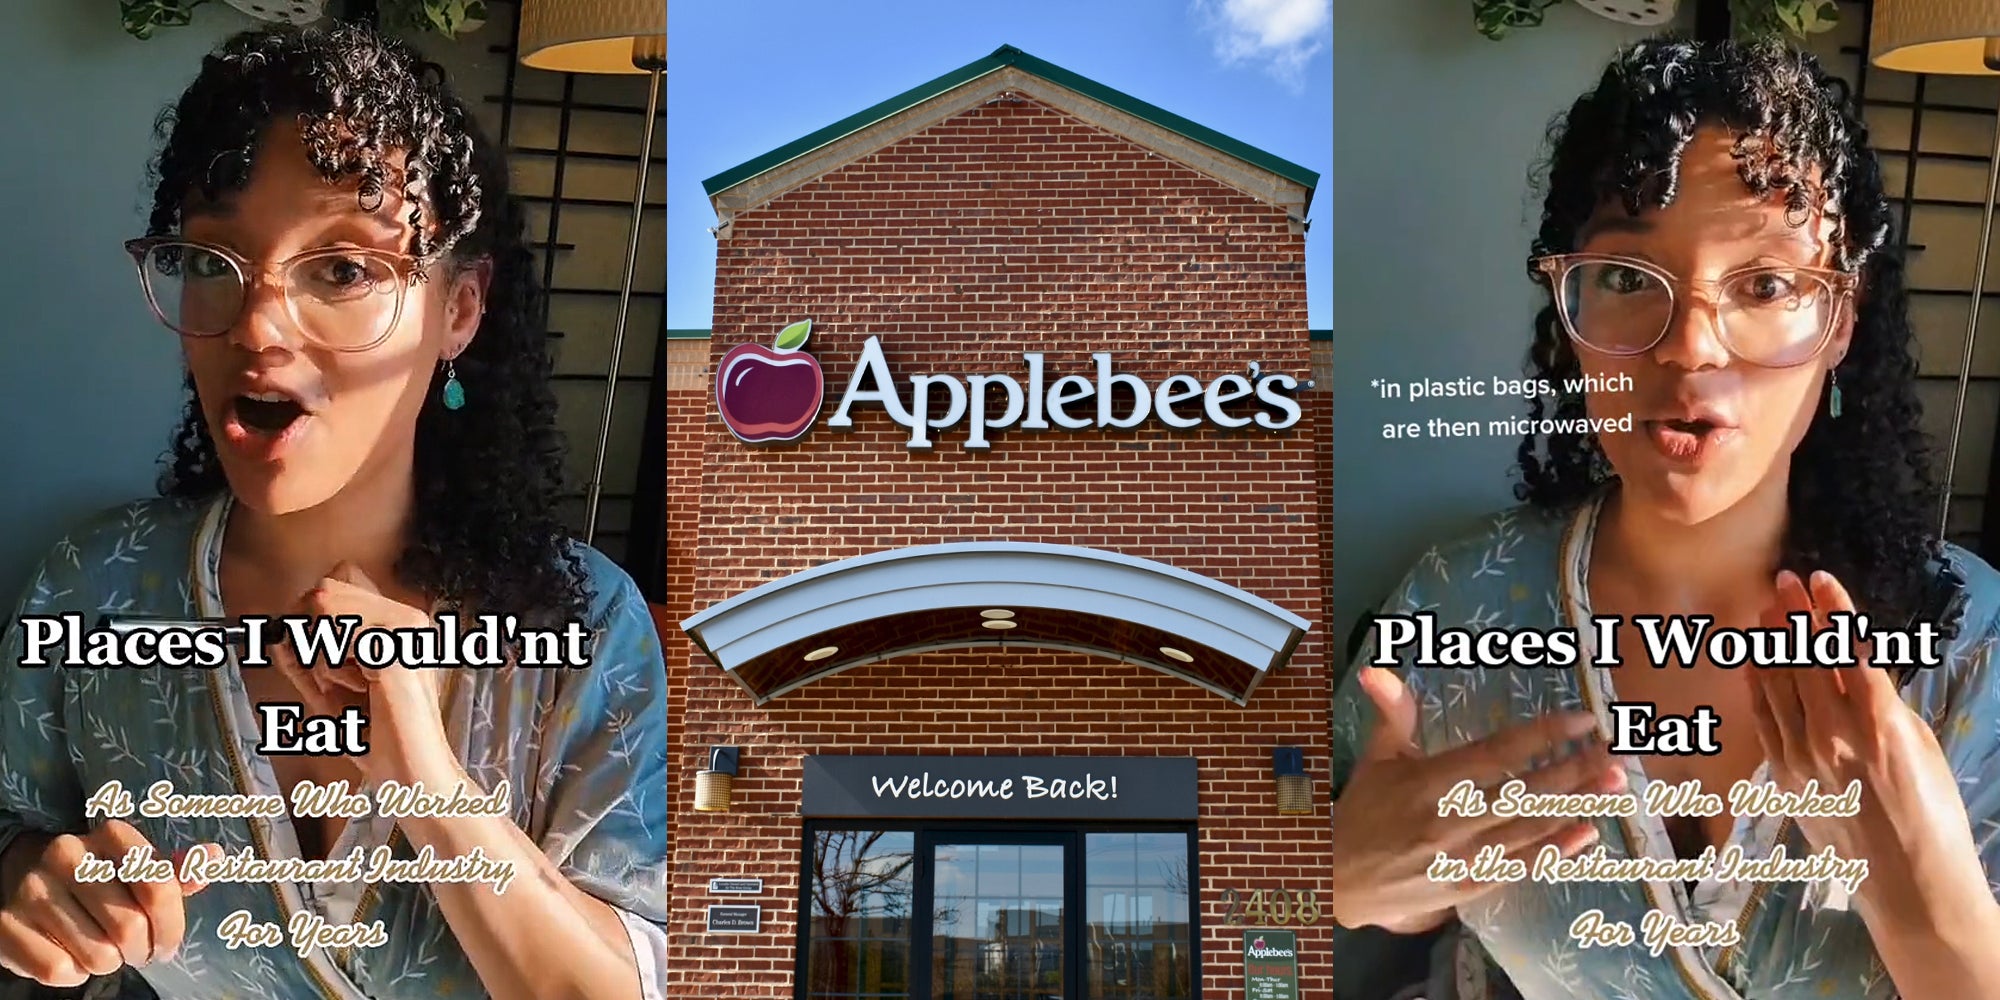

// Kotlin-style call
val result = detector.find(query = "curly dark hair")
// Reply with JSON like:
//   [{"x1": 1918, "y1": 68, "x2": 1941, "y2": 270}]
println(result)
[
  {"x1": 1513, "y1": 34, "x2": 1942, "y2": 634},
  {"x1": 144, "y1": 23, "x2": 591, "y2": 626}
]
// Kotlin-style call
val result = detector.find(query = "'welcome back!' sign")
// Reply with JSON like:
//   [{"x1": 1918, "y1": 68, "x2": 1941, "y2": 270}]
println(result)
[{"x1": 801, "y1": 755, "x2": 1199, "y2": 821}]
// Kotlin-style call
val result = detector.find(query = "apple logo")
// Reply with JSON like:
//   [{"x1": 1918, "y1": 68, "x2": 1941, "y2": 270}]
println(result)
[
  {"x1": 1253, "y1": 937, "x2": 1266, "y2": 951},
  {"x1": 717, "y1": 319, "x2": 824, "y2": 443}
]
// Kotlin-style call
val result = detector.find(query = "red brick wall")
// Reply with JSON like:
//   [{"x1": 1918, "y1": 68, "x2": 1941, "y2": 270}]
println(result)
[
  {"x1": 664, "y1": 337, "x2": 706, "y2": 863},
  {"x1": 667, "y1": 94, "x2": 1328, "y2": 999},
  {"x1": 1314, "y1": 340, "x2": 1332, "y2": 671}
]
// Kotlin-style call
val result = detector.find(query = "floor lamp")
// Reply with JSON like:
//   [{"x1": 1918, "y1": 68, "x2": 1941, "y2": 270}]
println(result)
[
  {"x1": 517, "y1": 0, "x2": 666, "y2": 544},
  {"x1": 1870, "y1": 1, "x2": 2000, "y2": 539}
]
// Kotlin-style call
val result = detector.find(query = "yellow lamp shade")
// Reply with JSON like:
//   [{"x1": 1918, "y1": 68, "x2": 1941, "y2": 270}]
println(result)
[
  {"x1": 694, "y1": 770, "x2": 733, "y2": 812},
  {"x1": 519, "y1": 0, "x2": 666, "y2": 74},
  {"x1": 1274, "y1": 773, "x2": 1312, "y2": 815},
  {"x1": 1870, "y1": 0, "x2": 2000, "y2": 75}
]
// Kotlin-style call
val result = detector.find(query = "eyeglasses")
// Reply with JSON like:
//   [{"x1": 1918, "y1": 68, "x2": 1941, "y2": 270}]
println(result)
[
  {"x1": 124, "y1": 237, "x2": 425, "y2": 352},
  {"x1": 1530, "y1": 253, "x2": 1858, "y2": 368}
]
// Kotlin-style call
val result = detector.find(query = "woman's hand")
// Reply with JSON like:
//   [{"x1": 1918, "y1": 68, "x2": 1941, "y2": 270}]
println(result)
[
  {"x1": 1330, "y1": 668, "x2": 1624, "y2": 933},
  {"x1": 0, "y1": 823, "x2": 213, "y2": 987},
  {"x1": 266, "y1": 565, "x2": 649, "y2": 1000},
  {"x1": 1749, "y1": 570, "x2": 1991, "y2": 928},
  {"x1": 272, "y1": 562, "x2": 451, "y2": 786}
]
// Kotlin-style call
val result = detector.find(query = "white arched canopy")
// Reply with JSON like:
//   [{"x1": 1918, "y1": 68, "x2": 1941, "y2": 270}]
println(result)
[{"x1": 680, "y1": 542, "x2": 1312, "y2": 705}]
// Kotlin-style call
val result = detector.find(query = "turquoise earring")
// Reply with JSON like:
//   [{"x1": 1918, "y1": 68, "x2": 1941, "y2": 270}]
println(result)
[
  {"x1": 1828, "y1": 368, "x2": 1842, "y2": 419},
  {"x1": 442, "y1": 360, "x2": 465, "y2": 411}
]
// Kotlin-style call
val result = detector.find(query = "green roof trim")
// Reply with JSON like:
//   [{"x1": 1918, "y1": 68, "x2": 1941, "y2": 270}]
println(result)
[
  {"x1": 701, "y1": 44, "x2": 1320, "y2": 200},
  {"x1": 1310, "y1": 329, "x2": 1330, "y2": 342}
]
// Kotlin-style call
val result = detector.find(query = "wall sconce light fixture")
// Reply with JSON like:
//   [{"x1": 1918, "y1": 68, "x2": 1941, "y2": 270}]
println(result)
[
  {"x1": 695, "y1": 746, "x2": 740, "y2": 813},
  {"x1": 1273, "y1": 746, "x2": 1311, "y2": 815}
]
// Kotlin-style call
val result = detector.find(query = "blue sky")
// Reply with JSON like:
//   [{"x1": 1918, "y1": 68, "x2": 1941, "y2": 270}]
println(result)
[{"x1": 665, "y1": 0, "x2": 1331, "y2": 330}]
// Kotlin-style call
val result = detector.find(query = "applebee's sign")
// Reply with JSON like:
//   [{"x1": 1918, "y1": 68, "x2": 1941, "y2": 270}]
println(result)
[{"x1": 715, "y1": 319, "x2": 1311, "y2": 450}]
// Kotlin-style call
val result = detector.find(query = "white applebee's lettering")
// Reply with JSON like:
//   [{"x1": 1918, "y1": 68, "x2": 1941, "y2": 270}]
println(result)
[{"x1": 826, "y1": 335, "x2": 1306, "y2": 449}]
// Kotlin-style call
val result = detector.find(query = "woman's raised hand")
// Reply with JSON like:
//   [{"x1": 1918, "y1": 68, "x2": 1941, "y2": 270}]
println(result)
[
  {"x1": 269, "y1": 561, "x2": 452, "y2": 787},
  {"x1": 1329, "y1": 668, "x2": 1624, "y2": 933},
  {"x1": 1749, "y1": 570, "x2": 1990, "y2": 924}
]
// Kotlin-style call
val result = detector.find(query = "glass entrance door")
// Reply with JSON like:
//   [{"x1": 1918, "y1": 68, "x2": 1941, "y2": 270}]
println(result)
[
  {"x1": 803, "y1": 825, "x2": 1197, "y2": 1000},
  {"x1": 924, "y1": 835, "x2": 1073, "y2": 1000}
]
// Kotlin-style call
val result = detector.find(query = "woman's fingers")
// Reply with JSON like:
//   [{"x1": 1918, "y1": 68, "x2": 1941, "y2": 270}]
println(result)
[
  {"x1": 1449, "y1": 820, "x2": 1601, "y2": 895},
  {"x1": 1766, "y1": 665, "x2": 1813, "y2": 772},
  {"x1": 1775, "y1": 569, "x2": 1814, "y2": 619},
  {"x1": 1793, "y1": 661, "x2": 1850, "y2": 735},
  {"x1": 41, "y1": 888, "x2": 124, "y2": 977},
  {"x1": 1502, "y1": 739, "x2": 1622, "y2": 799},
  {"x1": 1470, "y1": 811, "x2": 1607, "y2": 860},
  {"x1": 1431, "y1": 710, "x2": 1601, "y2": 791},
  {"x1": 86, "y1": 821, "x2": 181, "y2": 965},
  {"x1": 1809, "y1": 571, "x2": 1904, "y2": 718},
  {"x1": 1420, "y1": 734, "x2": 1626, "y2": 858},
  {"x1": 1763, "y1": 570, "x2": 1845, "y2": 776},
  {"x1": 0, "y1": 910, "x2": 87, "y2": 987},
  {"x1": 1778, "y1": 570, "x2": 1895, "y2": 772},
  {"x1": 268, "y1": 633, "x2": 364, "y2": 711},
  {"x1": 1356, "y1": 668, "x2": 1421, "y2": 761},
  {"x1": 1337, "y1": 712, "x2": 1619, "y2": 925},
  {"x1": 1807, "y1": 570, "x2": 1853, "y2": 615},
  {"x1": 1747, "y1": 666, "x2": 1787, "y2": 772}
]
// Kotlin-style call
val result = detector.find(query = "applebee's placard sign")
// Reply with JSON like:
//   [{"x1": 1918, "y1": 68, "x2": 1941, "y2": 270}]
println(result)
[{"x1": 716, "y1": 319, "x2": 1312, "y2": 450}]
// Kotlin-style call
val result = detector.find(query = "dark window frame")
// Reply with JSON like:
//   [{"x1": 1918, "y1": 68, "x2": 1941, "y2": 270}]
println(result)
[{"x1": 796, "y1": 819, "x2": 1204, "y2": 1000}]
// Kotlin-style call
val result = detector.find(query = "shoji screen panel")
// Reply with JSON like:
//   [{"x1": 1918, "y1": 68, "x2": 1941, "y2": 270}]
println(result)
[
  {"x1": 419, "y1": 2, "x2": 666, "y2": 569},
  {"x1": 1805, "y1": 2, "x2": 2000, "y2": 554}
]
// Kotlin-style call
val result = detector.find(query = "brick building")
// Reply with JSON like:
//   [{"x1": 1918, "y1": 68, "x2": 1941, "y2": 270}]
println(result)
[{"x1": 661, "y1": 46, "x2": 1333, "y2": 999}]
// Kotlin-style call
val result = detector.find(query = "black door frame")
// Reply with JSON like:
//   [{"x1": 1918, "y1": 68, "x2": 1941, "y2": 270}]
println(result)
[
  {"x1": 796, "y1": 819, "x2": 1204, "y2": 1000},
  {"x1": 916, "y1": 829, "x2": 1079, "y2": 1000}
]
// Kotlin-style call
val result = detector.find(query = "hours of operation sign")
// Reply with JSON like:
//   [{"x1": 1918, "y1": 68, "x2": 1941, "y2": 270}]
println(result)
[{"x1": 1243, "y1": 929, "x2": 1299, "y2": 1000}]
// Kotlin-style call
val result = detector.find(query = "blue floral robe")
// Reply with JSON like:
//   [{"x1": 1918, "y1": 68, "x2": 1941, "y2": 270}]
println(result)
[
  {"x1": 0, "y1": 495, "x2": 668, "y2": 1000},
  {"x1": 1332, "y1": 493, "x2": 2000, "y2": 1000}
]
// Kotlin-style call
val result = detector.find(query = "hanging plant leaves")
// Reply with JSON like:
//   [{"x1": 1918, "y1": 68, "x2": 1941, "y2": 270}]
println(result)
[
  {"x1": 120, "y1": 0, "x2": 210, "y2": 40},
  {"x1": 1732, "y1": 0, "x2": 1838, "y2": 39},
  {"x1": 1729, "y1": 0, "x2": 1778, "y2": 39},
  {"x1": 1774, "y1": 0, "x2": 1840, "y2": 36},
  {"x1": 122, "y1": 0, "x2": 483, "y2": 40},
  {"x1": 390, "y1": 0, "x2": 488, "y2": 37},
  {"x1": 1472, "y1": 0, "x2": 1565, "y2": 41}
]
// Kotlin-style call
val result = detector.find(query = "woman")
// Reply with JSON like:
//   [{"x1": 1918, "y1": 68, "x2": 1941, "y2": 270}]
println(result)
[
  {"x1": 0, "y1": 24, "x2": 665, "y2": 1000},
  {"x1": 1331, "y1": 36, "x2": 2000, "y2": 1000}
]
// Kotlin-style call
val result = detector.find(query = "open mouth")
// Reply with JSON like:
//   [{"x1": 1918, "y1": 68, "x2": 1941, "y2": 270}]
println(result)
[
  {"x1": 233, "y1": 392, "x2": 307, "y2": 434},
  {"x1": 219, "y1": 386, "x2": 315, "y2": 459}
]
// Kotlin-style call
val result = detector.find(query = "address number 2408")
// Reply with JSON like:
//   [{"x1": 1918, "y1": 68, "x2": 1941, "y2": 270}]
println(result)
[{"x1": 1221, "y1": 888, "x2": 1319, "y2": 926}]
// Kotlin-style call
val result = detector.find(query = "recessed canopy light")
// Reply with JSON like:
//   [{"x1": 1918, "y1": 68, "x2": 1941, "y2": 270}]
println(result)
[
  {"x1": 1160, "y1": 646, "x2": 1194, "y2": 663},
  {"x1": 982, "y1": 619, "x2": 1018, "y2": 630},
  {"x1": 804, "y1": 645, "x2": 839, "y2": 662},
  {"x1": 980, "y1": 609, "x2": 1015, "y2": 619}
]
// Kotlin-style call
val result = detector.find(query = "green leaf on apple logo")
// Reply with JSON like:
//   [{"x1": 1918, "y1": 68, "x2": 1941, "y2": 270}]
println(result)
[{"x1": 776, "y1": 319, "x2": 812, "y2": 352}]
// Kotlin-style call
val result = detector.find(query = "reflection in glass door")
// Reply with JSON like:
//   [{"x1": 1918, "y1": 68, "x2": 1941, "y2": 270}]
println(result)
[
  {"x1": 927, "y1": 836, "x2": 1072, "y2": 1000},
  {"x1": 802, "y1": 825, "x2": 1198, "y2": 1000},
  {"x1": 1083, "y1": 833, "x2": 1193, "y2": 1000}
]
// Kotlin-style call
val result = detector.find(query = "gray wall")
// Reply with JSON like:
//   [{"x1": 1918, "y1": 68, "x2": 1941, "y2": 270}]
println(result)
[
  {"x1": 0, "y1": 5, "x2": 247, "y2": 594},
  {"x1": 1330, "y1": 1, "x2": 1690, "y2": 665}
]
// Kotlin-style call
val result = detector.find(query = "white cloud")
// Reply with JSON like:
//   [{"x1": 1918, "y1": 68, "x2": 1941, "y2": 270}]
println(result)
[{"x1": 1193, "y1": 0, "x2": 1331, "y2": 90}]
